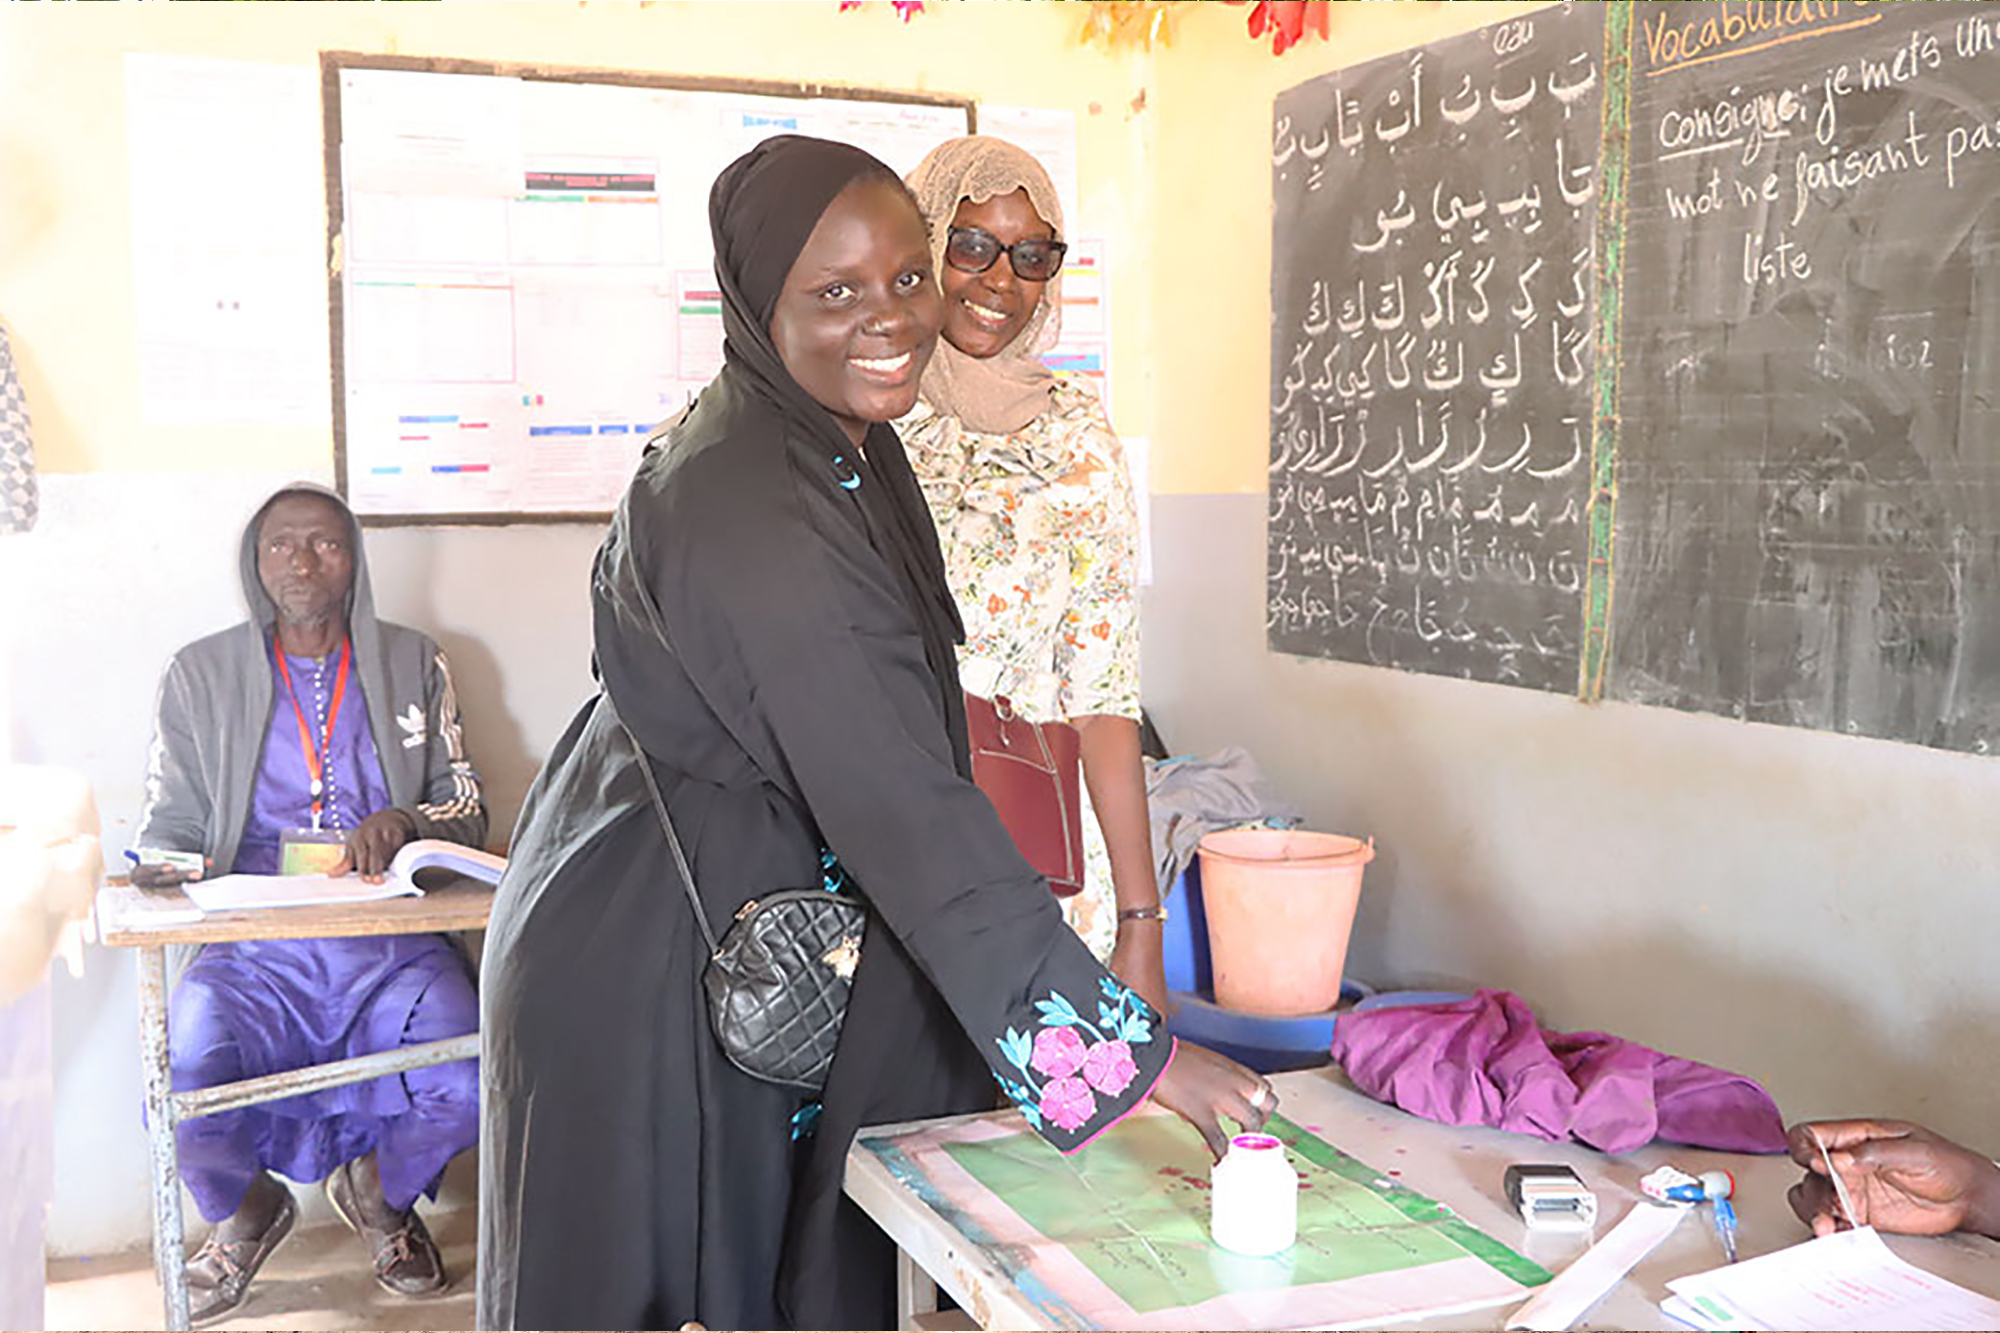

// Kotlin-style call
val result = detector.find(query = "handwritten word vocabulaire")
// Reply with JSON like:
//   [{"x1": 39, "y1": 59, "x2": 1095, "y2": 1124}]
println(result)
[{"x1": 1642, "y1": 2, "x2": 1852, "y2": 76}]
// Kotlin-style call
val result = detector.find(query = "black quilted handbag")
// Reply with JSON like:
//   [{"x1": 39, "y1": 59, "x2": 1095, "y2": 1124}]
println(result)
[{"x1": 623, "y1": 720, "x2": 866, "y2": 1093}]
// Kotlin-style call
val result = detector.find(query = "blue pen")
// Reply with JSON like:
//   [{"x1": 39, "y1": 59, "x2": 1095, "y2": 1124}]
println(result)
[
  {"x1": 1713, "y1": 1194, "x2": 1739, "y2": 1264},
  {"x1": 1664, "y1": 1171, "x2": 1738, "y2": 1263},
  {"x1": 124, "y1": 847, "x2": 204, "y2": 875}
]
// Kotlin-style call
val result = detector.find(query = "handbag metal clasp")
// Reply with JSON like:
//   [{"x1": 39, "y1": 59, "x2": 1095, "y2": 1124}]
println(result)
[{"x1": 820, "y1": 934, "x2": 862, "y2": 981}]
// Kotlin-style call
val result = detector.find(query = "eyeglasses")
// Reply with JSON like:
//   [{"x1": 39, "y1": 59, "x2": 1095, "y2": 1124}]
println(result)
[{"x1": 944, "y1": 226, "x2": 1067, "y2": 282}]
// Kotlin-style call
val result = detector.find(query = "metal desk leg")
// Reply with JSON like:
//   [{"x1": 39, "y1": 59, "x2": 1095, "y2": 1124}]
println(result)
[
  {"x1": 897, "y1": 1245, "x2": 939, "y2": 1331},
  {"x1": 137, "y1": 946, "x2": 190, "y2": 1331}
]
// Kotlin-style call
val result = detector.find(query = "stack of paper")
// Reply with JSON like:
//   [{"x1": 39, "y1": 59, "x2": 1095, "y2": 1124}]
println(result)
[
  {"x1": 181, "y1": 839, "x2": 504, "y2": 914},
  {"x1": 1662, "y1": 1227, "x2": 2000, "y2": 1331}
]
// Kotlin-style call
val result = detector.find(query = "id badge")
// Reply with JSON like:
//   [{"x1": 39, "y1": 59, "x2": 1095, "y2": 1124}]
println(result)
[{"x1": 280, "y1": 827, "x2": 347, "y2": 876}]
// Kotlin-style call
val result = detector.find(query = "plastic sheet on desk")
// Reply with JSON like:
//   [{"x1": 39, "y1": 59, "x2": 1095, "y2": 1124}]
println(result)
[{"x1": 858, "y1": 1106, "x2": 1551, "y2": 1330}]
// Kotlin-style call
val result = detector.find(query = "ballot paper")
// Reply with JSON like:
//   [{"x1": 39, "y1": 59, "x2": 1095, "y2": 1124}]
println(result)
[
  {"x1": 181, "y1": 839, "x2": 503, "y2": 914},
  {"x1": 1661, "y1": 1226, "x2": 2000, "y2": 1331},
  {"x1": 1506, "y1": 1197, "x2": 1688, "y2": 1330},
  {"x1": 859, "y1": 1109, "x2": 1552, "y2": 1329}
]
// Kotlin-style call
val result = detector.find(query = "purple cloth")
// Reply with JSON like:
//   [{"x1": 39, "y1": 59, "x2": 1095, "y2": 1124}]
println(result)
[
  {"x1": 1329, "y1": 988, "x2": 1787, "y2": 1155},
  {"x1": 168, "y1": 644, "x2": 477, "y2": 1221},
  {"x1": 235, "y1": 648, "x2": 390, "y2": 874}
]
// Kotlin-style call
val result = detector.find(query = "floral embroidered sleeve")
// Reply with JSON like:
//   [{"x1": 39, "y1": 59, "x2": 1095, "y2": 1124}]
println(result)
[
  {"x1": 1053, "y1": 389, "x2": 1142, "y2": 722},
  {"x1": 994, "y1": 976, "x2": 1175, "y2": 1149}
]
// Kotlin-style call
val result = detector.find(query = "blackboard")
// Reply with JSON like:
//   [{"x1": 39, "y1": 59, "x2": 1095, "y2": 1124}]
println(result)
[
  {"x1": 1268, "y1": 1, "x2": 2000, "y2": 756},
  {"x1": 1610, "y1": 1, "x2": 2000, "y2": 754},
  {"x1": 1267, "y1": 2, "x2": 1608, "y2": 694}
]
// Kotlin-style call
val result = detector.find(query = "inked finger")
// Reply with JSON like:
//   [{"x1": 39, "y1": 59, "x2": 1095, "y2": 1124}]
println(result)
[{"x1": 1194, "y1": 1109, "x2": 1230, "y2": 1162}]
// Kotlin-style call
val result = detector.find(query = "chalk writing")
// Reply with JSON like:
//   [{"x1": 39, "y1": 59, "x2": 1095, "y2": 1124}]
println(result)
[
  {"x1": 1614, "y1": 0, "x2": 2000, "y2": 753},
  {"x1": 1268, "y1": 3, "x2": 1602, "y2": 690}
]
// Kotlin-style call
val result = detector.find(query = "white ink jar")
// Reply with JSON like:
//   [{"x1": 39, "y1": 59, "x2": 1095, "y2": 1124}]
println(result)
[{"x1": 1210, "y1": 1132, "x2": 1299, "y2": 1256}]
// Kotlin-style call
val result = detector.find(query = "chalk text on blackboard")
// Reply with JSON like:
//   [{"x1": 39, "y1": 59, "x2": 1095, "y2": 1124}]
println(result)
[{"x1": 1641, "y1": 2, "x2": 1876, "y2": 79}]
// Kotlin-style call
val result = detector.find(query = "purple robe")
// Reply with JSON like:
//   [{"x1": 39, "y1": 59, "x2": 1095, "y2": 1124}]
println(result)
[{"x1": 169, "y1": 646, "x2": 479, "y2": 1221}]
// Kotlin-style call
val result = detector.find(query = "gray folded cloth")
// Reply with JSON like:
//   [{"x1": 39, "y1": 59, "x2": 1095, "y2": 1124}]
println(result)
[
  {"x1": 1145, "y1": 746, "x2": 1301, "y2": 896},
  {"x1": 0, "y1": 322, "x2": 38, "y2": 536}
]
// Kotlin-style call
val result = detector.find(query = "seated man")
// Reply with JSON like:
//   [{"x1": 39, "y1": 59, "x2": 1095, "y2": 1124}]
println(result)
[
  {"x1": 133, "y1": 483, "x2": 486, "y2": 1323},
  {"x1": 1788, "y1": 1118, "x2": 2000, "y2": 1240}
]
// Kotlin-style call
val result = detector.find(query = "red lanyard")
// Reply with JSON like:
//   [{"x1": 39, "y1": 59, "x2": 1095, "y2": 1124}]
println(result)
[{"x1": 273, "y1": 637, "x2": 351, "y2": 830}]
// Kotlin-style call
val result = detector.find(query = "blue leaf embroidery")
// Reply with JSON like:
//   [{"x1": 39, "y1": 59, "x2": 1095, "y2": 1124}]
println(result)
[
  {"x1": 1001, "y1": 1027, "x2": 1033, "y2": 1076},
  {"x1": 992, "y1": 985, "x2": 1158, "y2": 1137}
]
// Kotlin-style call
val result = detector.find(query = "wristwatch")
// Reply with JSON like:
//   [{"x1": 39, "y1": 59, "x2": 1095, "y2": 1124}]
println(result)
[{"x1": 1118, "y1": 905, "x2": 1169, "y2": 923}]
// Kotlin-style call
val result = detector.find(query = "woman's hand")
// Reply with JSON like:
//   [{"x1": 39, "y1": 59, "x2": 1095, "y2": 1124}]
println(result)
[
  {"x1": 1786, "y1": 1119, "x2": 2000, "y2": 1240},
  {"x1": 1149, "y1": 1041, "x2": 1274, "y2": 1161},
  {"x1": 1109, "y1": 920, "x2": 1170, "y2": 1019}
]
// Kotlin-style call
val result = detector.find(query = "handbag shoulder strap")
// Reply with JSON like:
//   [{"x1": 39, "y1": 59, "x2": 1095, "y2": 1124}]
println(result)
[{"x1": 610, "y1": 699, "x2": 721, "y2": 957}]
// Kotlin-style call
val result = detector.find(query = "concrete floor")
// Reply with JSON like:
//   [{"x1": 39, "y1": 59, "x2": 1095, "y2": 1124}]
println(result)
[{"x1": 45, "y1": 1205, "x2": 476, "y2": 1332}]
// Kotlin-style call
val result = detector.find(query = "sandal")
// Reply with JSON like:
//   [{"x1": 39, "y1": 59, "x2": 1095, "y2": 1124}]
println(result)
[{"x1": 185, "y1": 1186, "x2": 297, "y2": 1324}]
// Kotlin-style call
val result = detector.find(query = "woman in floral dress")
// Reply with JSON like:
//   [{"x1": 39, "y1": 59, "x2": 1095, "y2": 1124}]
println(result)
[{"x1": 902, "y1": 137, "x2": 1167, "y2": 1015}]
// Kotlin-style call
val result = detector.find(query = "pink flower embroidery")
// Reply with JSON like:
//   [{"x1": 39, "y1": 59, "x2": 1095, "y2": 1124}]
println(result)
[
  {"x1": 1040, "y1": 1076, "x2": 1097, "y2": 1132},
  {"x1": 1081, "y1": 1039, "x2": 1138, "y2": 1096},
  {"x1": 1031, "y1": 1025, "x2": 1088, "y2": 1078}
]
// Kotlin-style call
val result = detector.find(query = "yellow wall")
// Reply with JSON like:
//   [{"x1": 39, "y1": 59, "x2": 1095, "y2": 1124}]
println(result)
[
  {"x1": 2, "y1": 0, "x2": 1570, "y2": 491},
  {"x1": 0, "y1": 0, "x2": 1150, "y2": 475},
  {"x1": 1148, "y1": 0, "x2": 1561, "y2": 494},
  {"x1": 18, "y1": 0, "x2": 2000, "y2": 1256}
]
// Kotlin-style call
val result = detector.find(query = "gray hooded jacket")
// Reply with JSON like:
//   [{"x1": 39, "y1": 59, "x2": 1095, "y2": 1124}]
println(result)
[{"x1": 135, "y1": 483, "x2": 487, "y2": 868}]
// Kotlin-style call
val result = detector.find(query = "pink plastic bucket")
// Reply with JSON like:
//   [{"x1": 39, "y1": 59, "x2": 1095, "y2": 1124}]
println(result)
[{"x1": 1197, "y1": 829, "x2": 1373, "y2": 1017}]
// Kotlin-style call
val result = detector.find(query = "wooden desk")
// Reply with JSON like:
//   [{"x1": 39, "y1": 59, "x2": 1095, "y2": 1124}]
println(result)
[
  {"x1": 847, "y1": 1065, "x2": 2000, "y2": 1331},
  {"x1": 94, "y1": 877, "x2": 494, "y2": 1331}
]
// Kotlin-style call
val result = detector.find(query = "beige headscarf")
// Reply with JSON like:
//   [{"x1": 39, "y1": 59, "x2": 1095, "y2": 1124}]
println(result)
[{"x1": 906, "y1": 136, "x2": 1065, "y2": 435}]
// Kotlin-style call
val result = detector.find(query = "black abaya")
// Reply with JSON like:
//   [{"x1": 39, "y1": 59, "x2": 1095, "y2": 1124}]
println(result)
[{"x1": 477, "y1": 139, "x2": 1171, "y2": 1330}]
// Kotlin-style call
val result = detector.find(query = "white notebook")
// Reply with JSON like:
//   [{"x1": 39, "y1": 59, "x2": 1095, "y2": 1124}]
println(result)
[
  {"x1": 1662, "y1": 1226, "x2": 2000, "y2": 1332},
  {"x1": 181, "y1": 839, "x2": 505, "y2": 914}
]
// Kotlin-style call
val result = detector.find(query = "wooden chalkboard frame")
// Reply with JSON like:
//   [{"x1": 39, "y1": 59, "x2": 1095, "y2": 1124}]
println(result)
[
  {"x1": 1579, "y1": 2, "x2": 1633, "y2": 702},
  {"x1": 319, "y1": 51, "x2": 975, "y2": 528}
]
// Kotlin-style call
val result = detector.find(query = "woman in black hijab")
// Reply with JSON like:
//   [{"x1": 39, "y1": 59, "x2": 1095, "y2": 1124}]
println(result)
[{"x1": 477, "y1": 137, "x2": 1270, "y2": 1331}]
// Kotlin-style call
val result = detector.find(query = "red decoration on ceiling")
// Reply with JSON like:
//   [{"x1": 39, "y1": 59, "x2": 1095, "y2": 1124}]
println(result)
[
  {"x1": 1224, "y1": 1, "x2": 1333, "y2": 56},
  {"x1": 836, "y1": 0, "x2": 1335, "y2": 57},
  {"x1": 840, "y1": 0, "x2": 928, "y2": 20}
]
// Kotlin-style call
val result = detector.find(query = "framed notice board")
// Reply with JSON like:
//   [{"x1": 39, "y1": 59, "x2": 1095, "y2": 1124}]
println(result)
[{"x1": 322, "y1": 53, "x2": 974, "y2": 524}]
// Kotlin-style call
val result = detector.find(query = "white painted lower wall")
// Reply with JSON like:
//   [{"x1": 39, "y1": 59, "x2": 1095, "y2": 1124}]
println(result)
[
  {"x1": 22, "y1": 474, "x2": 1998, "y2": 1255},
  {"x1": 1144, "y1": 492, "x2": 2000, "y2": 1153}
]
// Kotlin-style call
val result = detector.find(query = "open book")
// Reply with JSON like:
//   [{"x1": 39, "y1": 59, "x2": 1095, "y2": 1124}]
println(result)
[{"x1": 181, "y1": 839, "x2": 505, "y2": 914}]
